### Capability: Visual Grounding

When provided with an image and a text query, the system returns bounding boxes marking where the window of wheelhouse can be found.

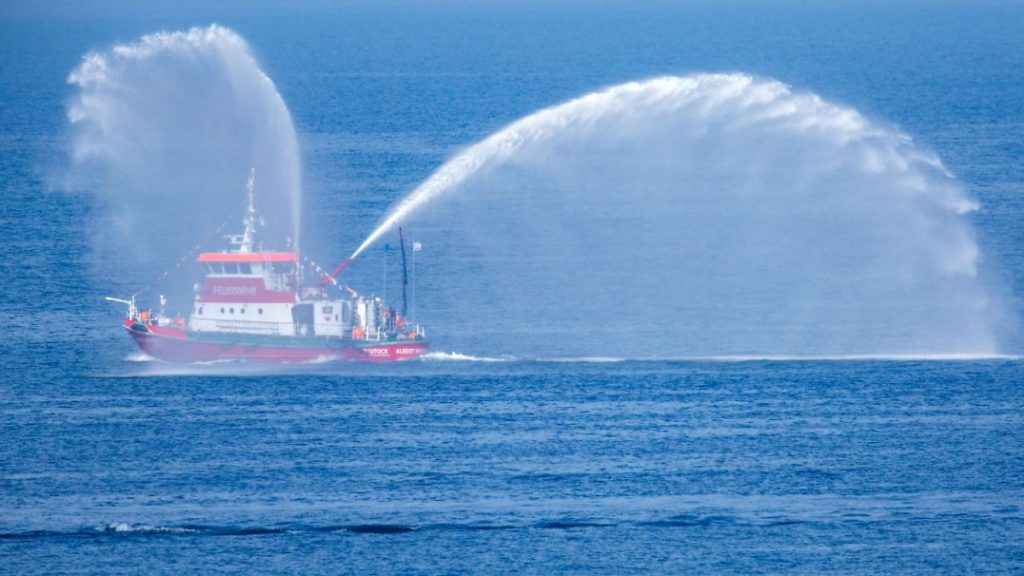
[239,263,252,275]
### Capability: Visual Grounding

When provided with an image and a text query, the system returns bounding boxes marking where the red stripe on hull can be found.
[123,320,428,363]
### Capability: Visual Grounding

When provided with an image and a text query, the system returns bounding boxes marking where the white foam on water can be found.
[528,354,1018,363]
[305,355,341,364]
[423,351,510,363]
[124,351,155,363]
[98,523,197,535]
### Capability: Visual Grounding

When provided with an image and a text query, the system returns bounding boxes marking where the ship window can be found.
[207,265,215,274]
[220,307,225,314]
[240,308,245,314]
[258,308,263,315]
[229,307,234,314]
[239,263,252,275]
[199,307,203,315]
[323,306,333,314]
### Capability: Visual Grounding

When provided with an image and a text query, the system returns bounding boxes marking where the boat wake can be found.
[676,353,1022,362]
[417,352,1020,364]
[422,351,510,363]
[533,354,1020,363]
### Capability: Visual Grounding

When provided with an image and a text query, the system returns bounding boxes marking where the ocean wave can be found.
[0,510,972,541]
[98,523,200,535]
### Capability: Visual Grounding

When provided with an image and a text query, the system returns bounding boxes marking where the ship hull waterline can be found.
[124,320,428,363]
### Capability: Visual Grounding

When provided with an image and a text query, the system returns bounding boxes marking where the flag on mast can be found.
[412,241,423,252]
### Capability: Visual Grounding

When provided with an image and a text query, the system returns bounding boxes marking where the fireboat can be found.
[106,171,428,363]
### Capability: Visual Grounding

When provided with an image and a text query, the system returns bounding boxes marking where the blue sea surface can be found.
[3,360,1023,573]
[2,1,1024,573]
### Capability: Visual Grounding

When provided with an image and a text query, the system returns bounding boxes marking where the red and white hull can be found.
[110,172,429,365]
[124,320,428,363]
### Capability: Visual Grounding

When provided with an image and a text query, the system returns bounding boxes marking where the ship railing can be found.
[362,327,395,341]
[354,325,425,341]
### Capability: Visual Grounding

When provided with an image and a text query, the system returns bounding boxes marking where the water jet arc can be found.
[350,73,1002,357]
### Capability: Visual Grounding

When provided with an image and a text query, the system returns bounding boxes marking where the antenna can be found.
[247,167,255,212]
[240,168,257,252]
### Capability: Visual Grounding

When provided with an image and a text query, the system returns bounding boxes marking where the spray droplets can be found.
[365,74,1006,356]
[67,25,302,293]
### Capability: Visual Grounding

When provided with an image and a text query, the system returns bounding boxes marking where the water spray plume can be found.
[359,73,1007,356]
[67,25,302,290]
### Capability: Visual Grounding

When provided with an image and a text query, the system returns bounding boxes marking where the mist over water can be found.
[374,74,1006,357]
[66,25,301,297]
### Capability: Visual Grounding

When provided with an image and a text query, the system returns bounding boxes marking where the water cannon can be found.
[318,257,354,287]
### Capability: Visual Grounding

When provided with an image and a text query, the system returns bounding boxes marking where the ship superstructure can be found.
[108,171,427,363]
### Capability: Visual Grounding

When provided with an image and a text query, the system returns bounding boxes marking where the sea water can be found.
[1,2,1023,573]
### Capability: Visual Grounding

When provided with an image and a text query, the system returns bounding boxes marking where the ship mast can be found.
[240,168,258,253]
[399,227,408,318]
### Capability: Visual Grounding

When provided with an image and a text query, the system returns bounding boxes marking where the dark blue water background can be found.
[2,2,1023,573]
